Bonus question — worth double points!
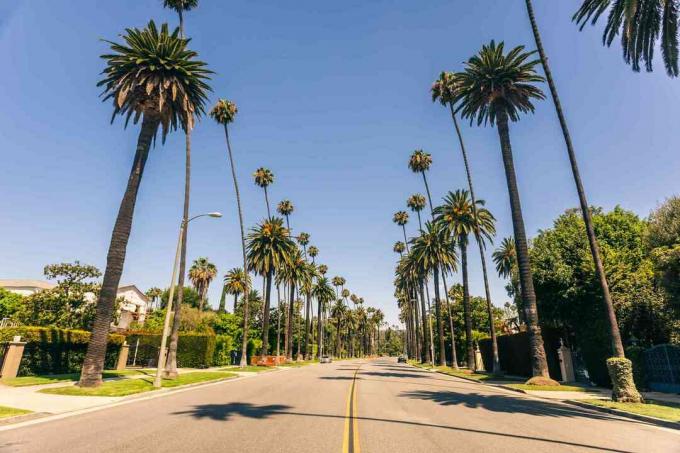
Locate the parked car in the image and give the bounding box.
[397,355,407,363]
[320,355,332,364]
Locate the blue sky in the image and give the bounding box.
[1,1,678,325]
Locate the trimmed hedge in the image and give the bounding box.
[0,326,125,376]
[125,331,216,368]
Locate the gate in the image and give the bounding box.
[643,344,680,393]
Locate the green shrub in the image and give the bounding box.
[0,327,124,376]
[625,345,647,390]
[213,334,235,366]
[125,331,216,368]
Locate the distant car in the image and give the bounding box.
[320,355,332,364]
[397,356,407,363]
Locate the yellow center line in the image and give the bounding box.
[342,363,363,453]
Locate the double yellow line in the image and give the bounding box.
[342,364,362,453]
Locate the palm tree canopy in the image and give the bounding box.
[573,0,679,77]
[188,257,217,289]
[297,232,310,247]
[209,99,237,125]
[454,40,545,126]
[408,149,432,173]
[407,193,427,213]
[317,264,328,275]
[163,0,198,11]
[277,199,294,217]
[393,210,409,226]
[393,241,406,255]
[410,221,458,276]
[276,248,307,287]
[223,267,250,295]
[98,21,212,140]
[431,71,458,106]
[308,245,319,258]
[492,237,516,279]
[331,276,345,287]
[313,277,336,303]
[246,217,295,276]
[253,167,274,188]
[434,189,496,247]
[341,288,351,299]
[299,261,318,294]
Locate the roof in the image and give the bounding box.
[0,279,56,290]
[117,284,149,303]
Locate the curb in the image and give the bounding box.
[563,399,680,431]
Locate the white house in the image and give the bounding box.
[0,279,149,331]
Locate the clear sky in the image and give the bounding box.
[1,1,679,325]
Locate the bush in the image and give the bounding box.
[213,334,235,366]
[0,326,124,376]
[125,331,216,368]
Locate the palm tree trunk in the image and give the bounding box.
[433,266,446,366]
[233,293,239,314]
[460,240,475,371]
[303,290,312,359]
[260,270,273,356]
[295,288,303,360]
[286,282,295,360]
[317,298,323,359]
[401,225,410,252]
[79,114,158,387]
[411,287,422,360]
[264,186,272,219]
[222,124,250,368]
[276,284,282,358]
[448,104,501,374]
[418,281,431,364]
[441,273,459,369]
[496,110,550,378]
[218,284,227,312]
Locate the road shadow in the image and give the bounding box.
[361,371,426,379]
[175,401,639,452]
[173,402,291,421]
[319,376,355,380]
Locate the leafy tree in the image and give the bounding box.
[0,288,23,320]
[161,286,201,310]
[44,261,101,298]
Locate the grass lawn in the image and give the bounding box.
[220,366,274,373]
[507,383,589,392]
[1,369,149,387]
[0,406,31,419]
[39,371,237,397]
[584,399,680,422]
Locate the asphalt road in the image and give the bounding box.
[0,359,677,452]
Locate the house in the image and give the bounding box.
[0,280,149,331]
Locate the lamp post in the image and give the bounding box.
[153,212,222,388]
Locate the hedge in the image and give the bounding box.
[125,331,216,368]
[0,326,125,376]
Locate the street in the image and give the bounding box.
[0,359,677,453]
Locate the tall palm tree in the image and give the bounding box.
[407,193,427,229]
[408,150,435,217]
[331,299,347,357]
[432,70,501,374]
[246,217,295,357]
[188,257,217,311]
[297,232,310,254]
[434,190,495,371]
[573,0,679,77]
[253,167,275,218]
[393,211,411,252]
[79,21,211,387]
[531,0,641,401]
[410,221,458,366]
[399,252,427,363]
[318,264,328,276]
[162,0,198,36]
[393,241,406,256]
[331,276,344,298]
[223,267,249,313]
[210,98,250,367]
[492,237,524,324]
[307,246,319,263]
[313,277,335,358]
[145,287,162,310]
[278,248,307,359]
[299,261,317,359]
[277,199,294,230]
[455,40,551,379]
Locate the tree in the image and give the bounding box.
[79,21,211,387]
[0,288,23,321]
[246,217,295,356]
[210,98,250,367]
[43,261,101,298]
[253,167,275,218]
[161,286,201,309]
[188,257,217,311]
[313,277,335,358]
[317,264,328,276]
[393,211,411,252]
[573,0,679,77]
[410,221,458,366]
[492,237,523,324]
[434,189,495,371]
[331,276,345,298]
[223,268,250,313]
[393,241,406,256]
[407,193,427,228]
[455,40,552,381]
[162,0,198,36]
[278,248,307,359]
[277,199,295,230]
[647,196,680,325]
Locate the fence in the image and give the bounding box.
[643,344,680,393]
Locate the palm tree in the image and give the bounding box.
[299,261,317,359]
[408,150,435,217]
[307,246,319,263]
[433,70,502,374]
[318,264,328,276]
[410,221,458,366]
[210,98,250,367]
[393,241,406,256]
[455,40,551,380]
[223,268,249,313]
[407,193,427,229]
[188,257,217,311]
[573,0,679,77]
[492,237,523,324]
[331,276,344,298]
[313,277,335,358]
[145,287,162,310]
[399,252,427,363]
[434,190,495,371]
[278,248,307,359]
[79,21,210,387]
[331,299,347,357]
[246,217,295,356]
[162,0,198,36]
[277,199,294,230]
[297,232,310,254]
[253,167,275,218]
[531,1,642,401]
[393,211,411,252]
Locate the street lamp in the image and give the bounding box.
[153,211,222,388]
